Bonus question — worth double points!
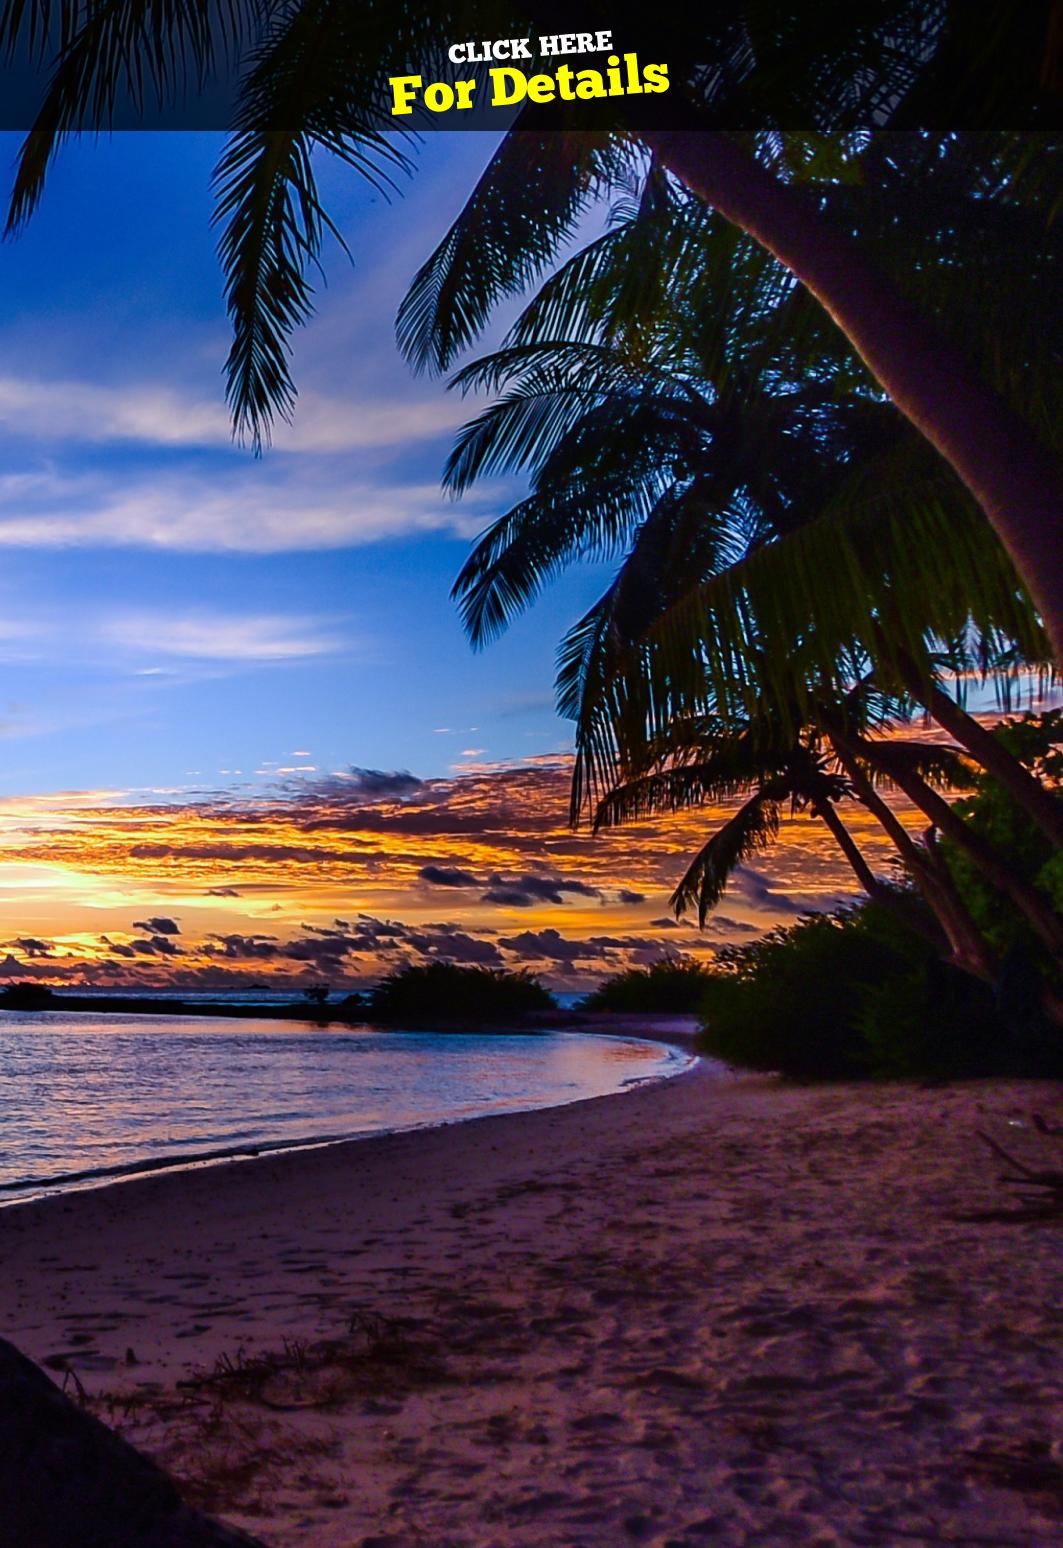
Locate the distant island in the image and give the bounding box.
[0,981,369,1024]
[0,960,710,1033]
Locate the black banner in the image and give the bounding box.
[0,2,1059,134]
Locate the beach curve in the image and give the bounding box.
[1,1059,1061,1546]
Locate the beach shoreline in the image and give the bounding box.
[0,1018,697,1207]
[3,1059,1063,1546]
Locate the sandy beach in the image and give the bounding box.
[2,1046,1063,1547]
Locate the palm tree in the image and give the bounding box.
[836,725,1063,958]
[592,711,990,972]
[820,726,998,983]
[438,182,1055,846]
[637,130,1063,662]
[3,5,1062,653]
[427,177,1063,979]
[402,128,1063,659]
[588,646,1063,993]
[558,466,1063,969]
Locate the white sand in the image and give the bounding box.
[2,1052,1062,1546]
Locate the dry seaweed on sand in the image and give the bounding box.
[175,1309,446,1413]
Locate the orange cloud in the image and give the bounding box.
[0,758,924,991]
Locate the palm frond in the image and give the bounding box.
[0,0,73,61]
[396,128,632,375]
[575,439,1046,773]
[670,795,782,926]
[592,746,787,831]
[442,343,697,494]
[453,468,662,650]
[212,2,413,448]
[5,0,261,232]
[857,738,978,793]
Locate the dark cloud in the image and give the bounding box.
[204,933,281,961]
[498,929,711,971]
[286,933,365,963]
[711,915,760,934]
[651,911,754,935]
[626,942,687,967]
[357,916,503,968]
[292,920,406,955]
[732,865,831,917]
[499,929,606,964]
[274,916,506,971]
[481,886,539,908]
[10,937,55,958]
[327,768,424,802]
[419,864,480,888]
[133,916,180,935]
[481,871,601,908]
[299,808,543,840]
[618,889,646,905]
[130,934,182,957]
[0,953,50,977]
[406,930,503,966]
[355,915,407,939]
[206,887,241,898]
[129,841,368,865]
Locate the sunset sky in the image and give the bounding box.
[0,130,917,989]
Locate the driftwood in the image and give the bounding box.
[0,1337,266,1548]
[974,1126,1063,1220]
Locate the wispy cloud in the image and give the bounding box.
[0,377,228,448]
[102,610,351,662]
[273,391,470,454]
[0,467,493,554]
[0,375,469,455]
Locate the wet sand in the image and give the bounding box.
[2,1052,1062,1546]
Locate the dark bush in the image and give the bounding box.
[0,983,56,1010]
[583,956,714,1013]
[697,895,1062,1080]
[941,710,1063,969]
[366,961,555,1024]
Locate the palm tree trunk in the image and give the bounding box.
[898,663,1063,850]
[644,130,1063,666]
[814,796,950,952]
[858,737,1063,957]
[813,798,884,898]
[828,733,996,978]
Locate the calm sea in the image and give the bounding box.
[0,1013,692,1204]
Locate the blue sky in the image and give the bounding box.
[0,130,614,797]
[0,130,912,987]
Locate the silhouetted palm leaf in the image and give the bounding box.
[212,1,415,447]
[670,792,783,924]
[397,129,631,376]
[6,0,262,232]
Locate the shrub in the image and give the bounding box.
[941,710,1063,969]
[583,956,714,1013]
[366,962,555,1024]
[697,894,1061,1080]
[0,983,56,1010]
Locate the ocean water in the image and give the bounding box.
[0,1012,692,1203]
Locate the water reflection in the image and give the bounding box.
[0,1013,693,1201]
